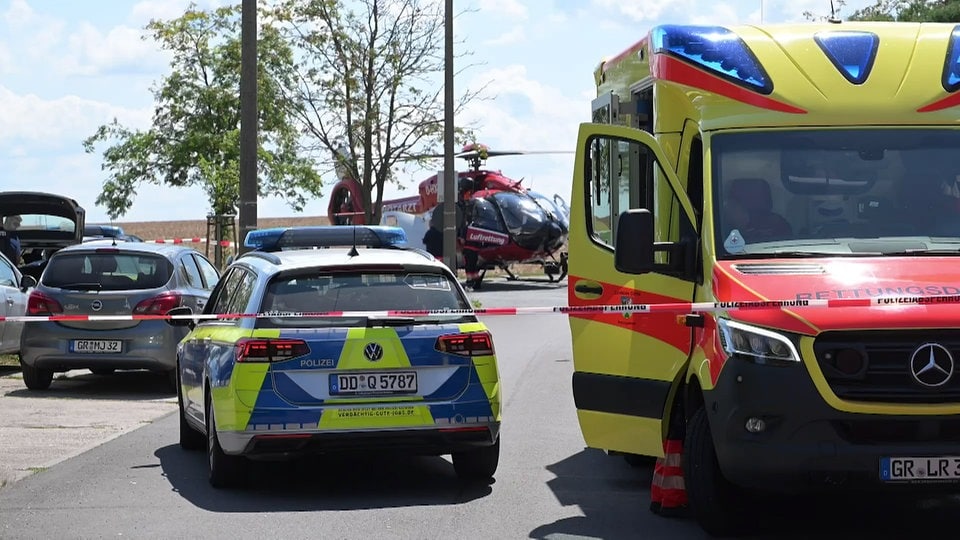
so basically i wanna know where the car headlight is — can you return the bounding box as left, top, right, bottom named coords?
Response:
left=717, top=318, right=801, bottom=365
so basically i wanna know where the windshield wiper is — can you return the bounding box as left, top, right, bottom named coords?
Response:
left=725, top=251, right=847, bottom=259
left=57, top=282, right=103, bottom=291
left=879, top=248, right=960, bottom=256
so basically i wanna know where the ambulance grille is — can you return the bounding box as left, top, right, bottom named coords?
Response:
left=733, top=263, right=826, bottom=275
left=814, top=330, right=960, bottom=404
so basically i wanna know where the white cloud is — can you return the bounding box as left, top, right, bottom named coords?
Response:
left=0, top=86, right=150, bottom=145
left=129, top=0, right=228, bottom=26
left=479, top=0, right=528, bottom=19
left=484, top=26, right=526, bottom=46
left=59, top=23, right=166, bottom=77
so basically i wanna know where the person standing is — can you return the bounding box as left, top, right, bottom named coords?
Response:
left=0, top=215, right=22, bottom=266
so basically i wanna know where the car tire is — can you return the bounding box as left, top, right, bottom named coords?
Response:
left=452, top=437, right=500, bottom=482
left=20, top=358, right=53, bottom=391
left=178, top=368, right=204, bottom=451
left=685, top=405, right=752, bottom=537
left=90, top=368, right=115, bottom=376
left=206, top=392, right=245, bottom=488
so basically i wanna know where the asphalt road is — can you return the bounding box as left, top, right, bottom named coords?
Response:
left=1, top=276, right=960, bottom=539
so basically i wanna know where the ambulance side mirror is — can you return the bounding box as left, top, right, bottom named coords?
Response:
left=615, top=208, right=691, bottom=278
left=615, top=209, right=655, bottom=274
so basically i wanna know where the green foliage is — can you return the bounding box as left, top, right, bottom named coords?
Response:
left=83, top=4, right=322, bottom=219
left=271, top=0, right=480, bottom=224
left=846, top=0, right=960, bottom=21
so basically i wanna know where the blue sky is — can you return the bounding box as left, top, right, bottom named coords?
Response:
left=0, top=0, right=877, bottom=224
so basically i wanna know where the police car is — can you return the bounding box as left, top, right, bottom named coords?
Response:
left=167, top=225, right=501, bottom=488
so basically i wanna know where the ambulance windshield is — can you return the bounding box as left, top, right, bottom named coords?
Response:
left=713, top=129, right=960, bottom=258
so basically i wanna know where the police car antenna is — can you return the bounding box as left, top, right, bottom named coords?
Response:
left=828, top=0, right=842, bottom=23
left=348, top=225, right=359, bottom=257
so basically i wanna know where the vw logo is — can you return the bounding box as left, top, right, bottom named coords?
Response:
left=909, top=343, right=955, bottom=388
left=91, top=300, right=103, bottom=312
left=363, top=342, right=384, bottom=362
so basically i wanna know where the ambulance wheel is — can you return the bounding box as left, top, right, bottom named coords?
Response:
left=177, top=369, right=204, bottom=451
left=206, top=393, right=246, bottom=488
left=20, top=359, right=53, bottom=391
left=686, top=406, right=751, bottom=537
left=453, top=437, right=500, bottom=482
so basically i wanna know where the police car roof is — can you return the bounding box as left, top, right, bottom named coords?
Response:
left=238, top=246, right=444, bottom=273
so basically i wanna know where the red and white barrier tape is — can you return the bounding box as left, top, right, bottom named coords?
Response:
left=3, top=294, right=960, bottom=323
left=149, top=237, right=235, bottom=247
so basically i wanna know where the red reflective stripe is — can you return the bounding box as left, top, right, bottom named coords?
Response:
left=663, top=439, right=683, bottom=453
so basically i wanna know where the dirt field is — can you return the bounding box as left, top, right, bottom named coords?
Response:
left=112, top=215, right=330, bottom=245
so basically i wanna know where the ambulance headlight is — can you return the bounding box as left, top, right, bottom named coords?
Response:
left=717, top=319, right=801, bottom=365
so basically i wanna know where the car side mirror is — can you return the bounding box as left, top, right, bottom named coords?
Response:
left=166, top=306, right=196, bottom=328
left=20, top=275, right=37, bottom=292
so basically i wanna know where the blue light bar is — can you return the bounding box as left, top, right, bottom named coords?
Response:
left=650, top=25, right=772, bottom=95
left=244, top=226, right=408, bottom=252
left=944, top=25, right=960, bottom=92
left=814, top=31, right=878, bottom=85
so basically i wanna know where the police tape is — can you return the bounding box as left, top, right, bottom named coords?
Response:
left=3, top=294, right=960, bottom=323
left=149, top=237, right=235, bottom=247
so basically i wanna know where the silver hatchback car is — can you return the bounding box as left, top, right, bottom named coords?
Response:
left=19, top=240, right=221, bottom=390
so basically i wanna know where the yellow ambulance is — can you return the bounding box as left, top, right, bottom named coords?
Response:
left=569, top=21, right=960, bottom=535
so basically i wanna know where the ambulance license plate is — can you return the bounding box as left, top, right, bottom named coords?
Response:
left=880, top=456, right=960, bottom=481
left=330, top=372, right=417, bottom=395
left=71, top=340, right=122, bottom=353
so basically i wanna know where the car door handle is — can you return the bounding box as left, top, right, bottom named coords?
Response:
left=196, top=300, right=205, bottom=308
left=5, top=298, right=12, bottom=306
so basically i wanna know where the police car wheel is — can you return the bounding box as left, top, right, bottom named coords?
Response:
left=178, top=369, right=204, bottom=451
left=20, top=358, right=53, bottom=391
left=452, top=437, right=500, bottom=482
left=685, top=406, right=752, bottom=537
left=206, top=393, right=246, bottom=488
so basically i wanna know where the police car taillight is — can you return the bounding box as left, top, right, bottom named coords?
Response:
left=235, top=338, right=310, bottom=363
left=435, top=332, right=494, bottom=356
left=27, top=291, right=63, bottom=315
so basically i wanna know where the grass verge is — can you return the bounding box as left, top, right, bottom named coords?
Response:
left=0, top=354, right=18, bottom=367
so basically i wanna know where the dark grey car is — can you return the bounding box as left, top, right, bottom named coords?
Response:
left=19, top=240, right=221, bottom=391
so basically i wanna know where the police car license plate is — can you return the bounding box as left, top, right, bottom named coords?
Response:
left=880, top=456, right=960, bottom=481
left=330, top=372, right=418, bottom=395
left=71, top=340, right=122, bottom=353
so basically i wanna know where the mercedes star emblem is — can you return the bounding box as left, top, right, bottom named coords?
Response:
left=909, top=343, right=955, bottom=388
left=363, top=342, right=384, bottom=362
left=91, top=300, right=103, bottom=312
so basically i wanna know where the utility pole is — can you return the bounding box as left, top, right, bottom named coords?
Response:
left=442, top=0, right=457, bottom=271
left=238, top=0, right=258, bottom=255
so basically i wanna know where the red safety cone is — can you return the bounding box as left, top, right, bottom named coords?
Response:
left=649, top=438, right=688, bottom=517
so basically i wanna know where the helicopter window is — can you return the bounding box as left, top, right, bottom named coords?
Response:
left=467, top=198, right=505, bottom=233
left=492, top=192, right=547, bottom=235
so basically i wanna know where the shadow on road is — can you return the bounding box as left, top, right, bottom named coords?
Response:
left=4, top=370, right=174, bottom=401
left=155, top=444, right=493, bottom=512
left=532, top=448, right=960, bottom=540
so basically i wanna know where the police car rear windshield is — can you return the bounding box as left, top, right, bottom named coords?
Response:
left=257, top=269, right=473, bottom=327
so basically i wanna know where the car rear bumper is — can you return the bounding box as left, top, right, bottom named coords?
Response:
left=219, top=422, right=501, bottom=458
left=20, top=323, right=179, bottom=372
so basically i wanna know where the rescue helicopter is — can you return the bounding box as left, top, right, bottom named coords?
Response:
left=326, top=143, right=572, bottom=288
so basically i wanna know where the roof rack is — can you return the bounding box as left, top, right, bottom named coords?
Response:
left=243, top=225, right=409, bottom=254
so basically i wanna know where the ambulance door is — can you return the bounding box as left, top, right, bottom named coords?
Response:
left=569, top=122, right=698, bottom=458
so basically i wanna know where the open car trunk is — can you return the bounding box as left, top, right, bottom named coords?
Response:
left=0, top=191, right=86, bottom=252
